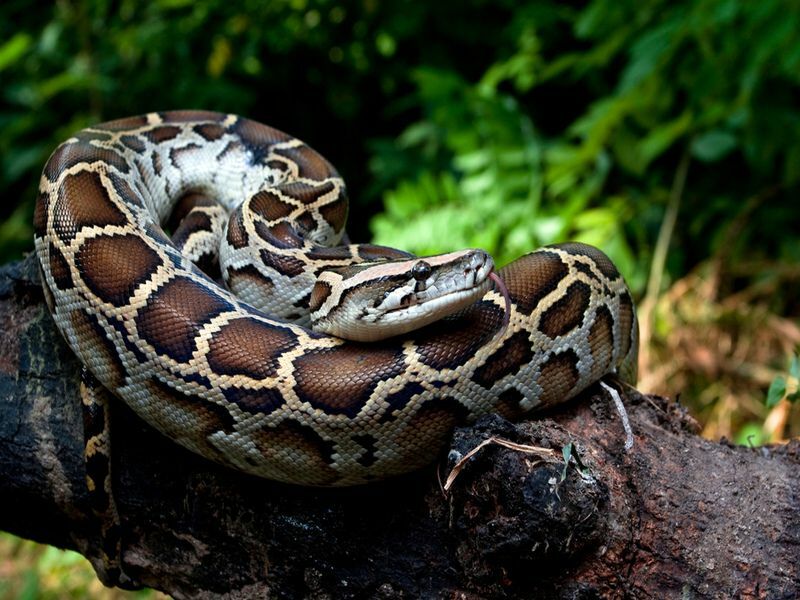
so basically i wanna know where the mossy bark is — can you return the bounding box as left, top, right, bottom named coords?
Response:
left=1, top=255, right=798, bottom=599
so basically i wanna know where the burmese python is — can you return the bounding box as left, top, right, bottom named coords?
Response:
left=34, top=110, right=638, bottom=489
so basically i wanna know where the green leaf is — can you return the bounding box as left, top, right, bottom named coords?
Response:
left=789, top=354, right=800, bottom=380
left=560, top=442, right=573, bottom=482
left=734, top=422, right=767, bottom=447
left=766, top=376, right=786, bottom=408
left=691, top=130, right=738, bottom=162
left=636, top=111, right=693, bottom=171
left=0, top=33, right=32, bottom=72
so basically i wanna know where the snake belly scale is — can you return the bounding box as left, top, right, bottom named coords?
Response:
left=34, top=110, right=639, bottom=487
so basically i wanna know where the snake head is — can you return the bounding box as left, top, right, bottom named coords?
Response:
left=309, top=249, right=495, bottom=341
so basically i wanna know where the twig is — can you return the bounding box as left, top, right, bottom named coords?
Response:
left=601, top=381, right=634, bottom=450
left=443, top=437, right=557, bottom=491
left=638, top=148, right=691, bottom=389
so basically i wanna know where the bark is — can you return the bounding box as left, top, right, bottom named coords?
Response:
left=1, top=254, right=798, bottom=599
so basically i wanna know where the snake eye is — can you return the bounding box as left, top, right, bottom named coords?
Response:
left=411, top=261, right=432, bottom=281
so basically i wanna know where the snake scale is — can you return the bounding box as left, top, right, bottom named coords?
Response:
left=34, top=110, right=639, bottom=490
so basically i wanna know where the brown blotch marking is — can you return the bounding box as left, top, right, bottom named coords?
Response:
left=539, top=281, right=592, bottom=338
left=259, top=249, right=306, bottom=278
left=48, top=242, right=73, bottom=290
left=161, top=110, right=225, bottom=123
left=392, top=397, right=470, bottom=472
left=151, top=150, right=163, bottom=176
left=75, top=129, right=113, bottom=143
left=306, top=246, right=353, bottom=261
left=135, top=277, right=232, bottom=363
left=473, top=330, right=534, bottom=388
left=318, top=195, right=348, bottom=231
left=378, top=381, right=425, bottom=423
left=499, top=250, right=569, bottom=315
left=293, top=344, right=406, bottom=417
left=44, top=142, right=130, bottom=181
left=193, top=123, right=226, bottom=141
left=230, top=118, right=292, bottom=150
left=105, top=314, right=147, bottom=364
left=52, top=170, right=129, bottom=242
left=262, top=221, right=303, bottom=250
left=352, top=434, right=378, bottom=467
left=537, top=349, right=580, bottom=407
left=248, top=419, right=339, bottom=486
left=33, top=192, right=49, bottom=237
left=99, top=115, right=149, bottom=131
left=133, top=159, right=149, bottom=194
left=221, top=386, right=285, bottom=415
left=272, top=144, right=334, bottom=180
left=144, top=222, right=174, bottom=246
left=308, top=281, right=333, bottom=313
left=356, top=244, right=412, bottom=262
left=618, top=292, right=635, bottom=359
left=206, top=317, right=297, bottom=380
left=144, top=126, right=182, bottom=144
left=276, top=180, right=336, bottom=206
left=84, top=450, right=112, bottom=512
left=166, top=193, right=215, bottom=232
left=171, top=211, right=213, bottom=251
left=76, top=233, right=161, bottom=306
left=169, top=143, right=202, bottom=168
left=119, top=135, right=146, bottom=152
left=494, top=388, right=528, bottom=420
left=143, top=378, right=238, bottom=467
left=574, top=260, right=599, bottom=282
left=107, top=171, right=144, bottom=208
left=265, top=158, right=288, bottom=170
left=81, top=371, right=109, bottom=443
left=415, top=301, right=504, bottom=370
left=226, top=263, right=274, bottom=293
left=248, top=190, right=296, bottom=221
left=558, top=242, right=620, bottom=280
left=216, top=139, right=245, bottom=162
left=588, top=305, right=614, bottom=377
left=226, top=209, right=249, bottom=249
left=295, top=214, right=316, bottom=237
left=294, top=291, right=312, bottom=310
left=253, top=221, right=273, bottom=245
left=70, top=310, right=127, bottom=390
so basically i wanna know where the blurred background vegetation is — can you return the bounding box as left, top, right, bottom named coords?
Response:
left=1, top=0, right=799, bottom=596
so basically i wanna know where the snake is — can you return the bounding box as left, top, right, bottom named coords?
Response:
left=33, top=110, right=639, bottom=491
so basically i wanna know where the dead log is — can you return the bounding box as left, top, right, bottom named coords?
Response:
left=1, top=255, right=798, bottom=599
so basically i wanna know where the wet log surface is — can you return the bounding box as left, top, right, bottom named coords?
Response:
left=1, top=255, right=798, bottom=599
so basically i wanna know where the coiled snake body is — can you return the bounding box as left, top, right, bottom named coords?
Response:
left=34, top=111, right=638, bottom=490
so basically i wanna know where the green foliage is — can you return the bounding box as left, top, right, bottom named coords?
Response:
left=0, top=532, right=161, bottom=599
left=0, top=0, right=528, bottom=258
left=0, top=0, right=799, bottom=587
left=370, top=0, right=800, bottom=297
left=734, top=422, right=769, bottom=447
left=2, top=0, right=799, bottom=293
left=766, top=352, right=800, bottom=408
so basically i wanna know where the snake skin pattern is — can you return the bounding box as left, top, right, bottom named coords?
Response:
left=34, top=110, right=639, bottom=487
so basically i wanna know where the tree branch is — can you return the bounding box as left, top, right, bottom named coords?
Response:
left=1, top=255, right=798, bottom=598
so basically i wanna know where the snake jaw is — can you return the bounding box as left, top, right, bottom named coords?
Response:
left=310, top=249, right=495, bottom=341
